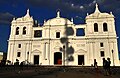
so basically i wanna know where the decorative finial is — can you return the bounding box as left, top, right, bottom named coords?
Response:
left=13, top=18, right=15, bottom=20
left=110, top=12, right=113, bottom=15
left=95, top=3, right=100, bottom=13
left=57, top=10, right=60, bottom=18
left=44, top=19, right=46, bottom=23
left=27, top=9, right=29, bottom=14
left=71, top=18, right=73, bottom=22
left=25, top=9, right=30, bottom=17
left=87, top=13, right=89, bottom=16
left=35, top=20, right=37, bottom=24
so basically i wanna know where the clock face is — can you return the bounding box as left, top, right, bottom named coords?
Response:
left=34, top=30, right=42, bottom=37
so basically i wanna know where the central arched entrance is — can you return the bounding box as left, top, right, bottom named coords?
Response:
left=54, top=52, right=62, bottom=65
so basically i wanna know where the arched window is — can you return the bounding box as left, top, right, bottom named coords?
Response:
left=94, top=23, right=98, bottom=32
left=103, top=23, right=108, bottom=32
left=23, top=27, right=26, bottom=35
left=16, top=27, right=19, bottom=35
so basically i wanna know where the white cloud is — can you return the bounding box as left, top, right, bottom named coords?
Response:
left=88, top=0, right=96, bottom=7
left=80, top=6, right=84, bottom=9
left=71, top=4, right=74, bottom=7
left=0, top=12, right=14, bottom=25
left=93, top=0, right=96, bottom=4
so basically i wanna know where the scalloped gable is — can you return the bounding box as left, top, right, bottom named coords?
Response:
left=13, top=9, right=33, bottom=22
left=86, top=3, right=114, bottom=19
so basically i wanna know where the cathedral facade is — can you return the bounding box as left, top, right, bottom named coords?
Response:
left=7, top=4, right=119, bottom=66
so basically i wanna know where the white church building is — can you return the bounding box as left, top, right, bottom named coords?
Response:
left=7, top=4, right=120, bottom=66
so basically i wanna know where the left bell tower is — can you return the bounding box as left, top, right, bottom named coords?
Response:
left=7, top=9, right=34, bottom=63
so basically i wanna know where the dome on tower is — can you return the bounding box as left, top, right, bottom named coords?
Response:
left=44, top=11, right=73, bottom=26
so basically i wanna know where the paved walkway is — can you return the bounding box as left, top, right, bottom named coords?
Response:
left=0, top=66, right=119, bottom=78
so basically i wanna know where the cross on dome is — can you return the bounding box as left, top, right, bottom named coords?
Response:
left=57, top=10, right=60, bottom=18
left=27, top=9, right=29, bottom=14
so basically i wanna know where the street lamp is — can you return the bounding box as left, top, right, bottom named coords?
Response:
left=63, top=45, right=65, bottom=66
left=27, top=52, right=29, bottom=64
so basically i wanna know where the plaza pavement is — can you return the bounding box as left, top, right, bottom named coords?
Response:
left=0, top=66, right=120, bottom=78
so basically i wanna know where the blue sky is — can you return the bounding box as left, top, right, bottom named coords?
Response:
left=0, top=0, right=120, bottom=53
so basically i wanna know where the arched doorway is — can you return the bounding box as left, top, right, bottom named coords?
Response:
left=54, top=52, right=62, bottom=65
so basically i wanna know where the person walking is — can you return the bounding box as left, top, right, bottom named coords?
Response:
left=106, top=58, right=111, bottom=75
left=94, top=59, right=98, bottom=69
left=102, top=58, right=107, bottom=75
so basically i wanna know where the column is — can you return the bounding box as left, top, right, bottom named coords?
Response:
left=86, top=42, right=90, bottom=65
left=44, top=43, right=46, bottom=59
left=46, top=43, right=48, bottom=60
left=29, top=42, right=32, bottom=63
left=89, top=42, right=93, bottom=65
left=47, top=43, right=50, bottom=61
left=24, top=43, right=27, bottom=61
left=12, top=43, right=15, bottom=63
left=92, top=42, right=95, bottom=60
left=113, top=41, right=119, bottom=66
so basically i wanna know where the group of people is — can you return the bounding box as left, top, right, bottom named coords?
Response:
left=103, top=58, right=111, bottom=76
left=93, top=58, right=111, bottom=76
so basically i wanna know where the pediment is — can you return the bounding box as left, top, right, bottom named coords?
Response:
left=54, top=46, right=60, bottom=49
left=31, top=49, right=41, bottom=53
left=75, top=49, right=86, bottom=53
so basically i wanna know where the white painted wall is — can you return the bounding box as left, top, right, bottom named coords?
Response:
left=7, top=4, right=120, bottom=66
